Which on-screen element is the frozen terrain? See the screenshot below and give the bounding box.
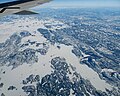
[0,8,120,96]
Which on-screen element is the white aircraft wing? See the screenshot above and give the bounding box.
[0,0,52,17]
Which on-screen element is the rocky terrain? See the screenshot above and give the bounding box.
[0,8,120,96]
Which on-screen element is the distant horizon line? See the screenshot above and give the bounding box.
[32,6,120,10]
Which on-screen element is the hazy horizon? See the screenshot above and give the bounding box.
[0,0,120,8]
[44,0,120,8]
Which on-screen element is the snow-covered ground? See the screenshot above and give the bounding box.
[0,16,113,96]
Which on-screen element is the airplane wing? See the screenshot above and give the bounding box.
[0,0,52,17]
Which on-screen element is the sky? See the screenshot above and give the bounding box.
[0,0,120,8]
[47,0,120,8]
